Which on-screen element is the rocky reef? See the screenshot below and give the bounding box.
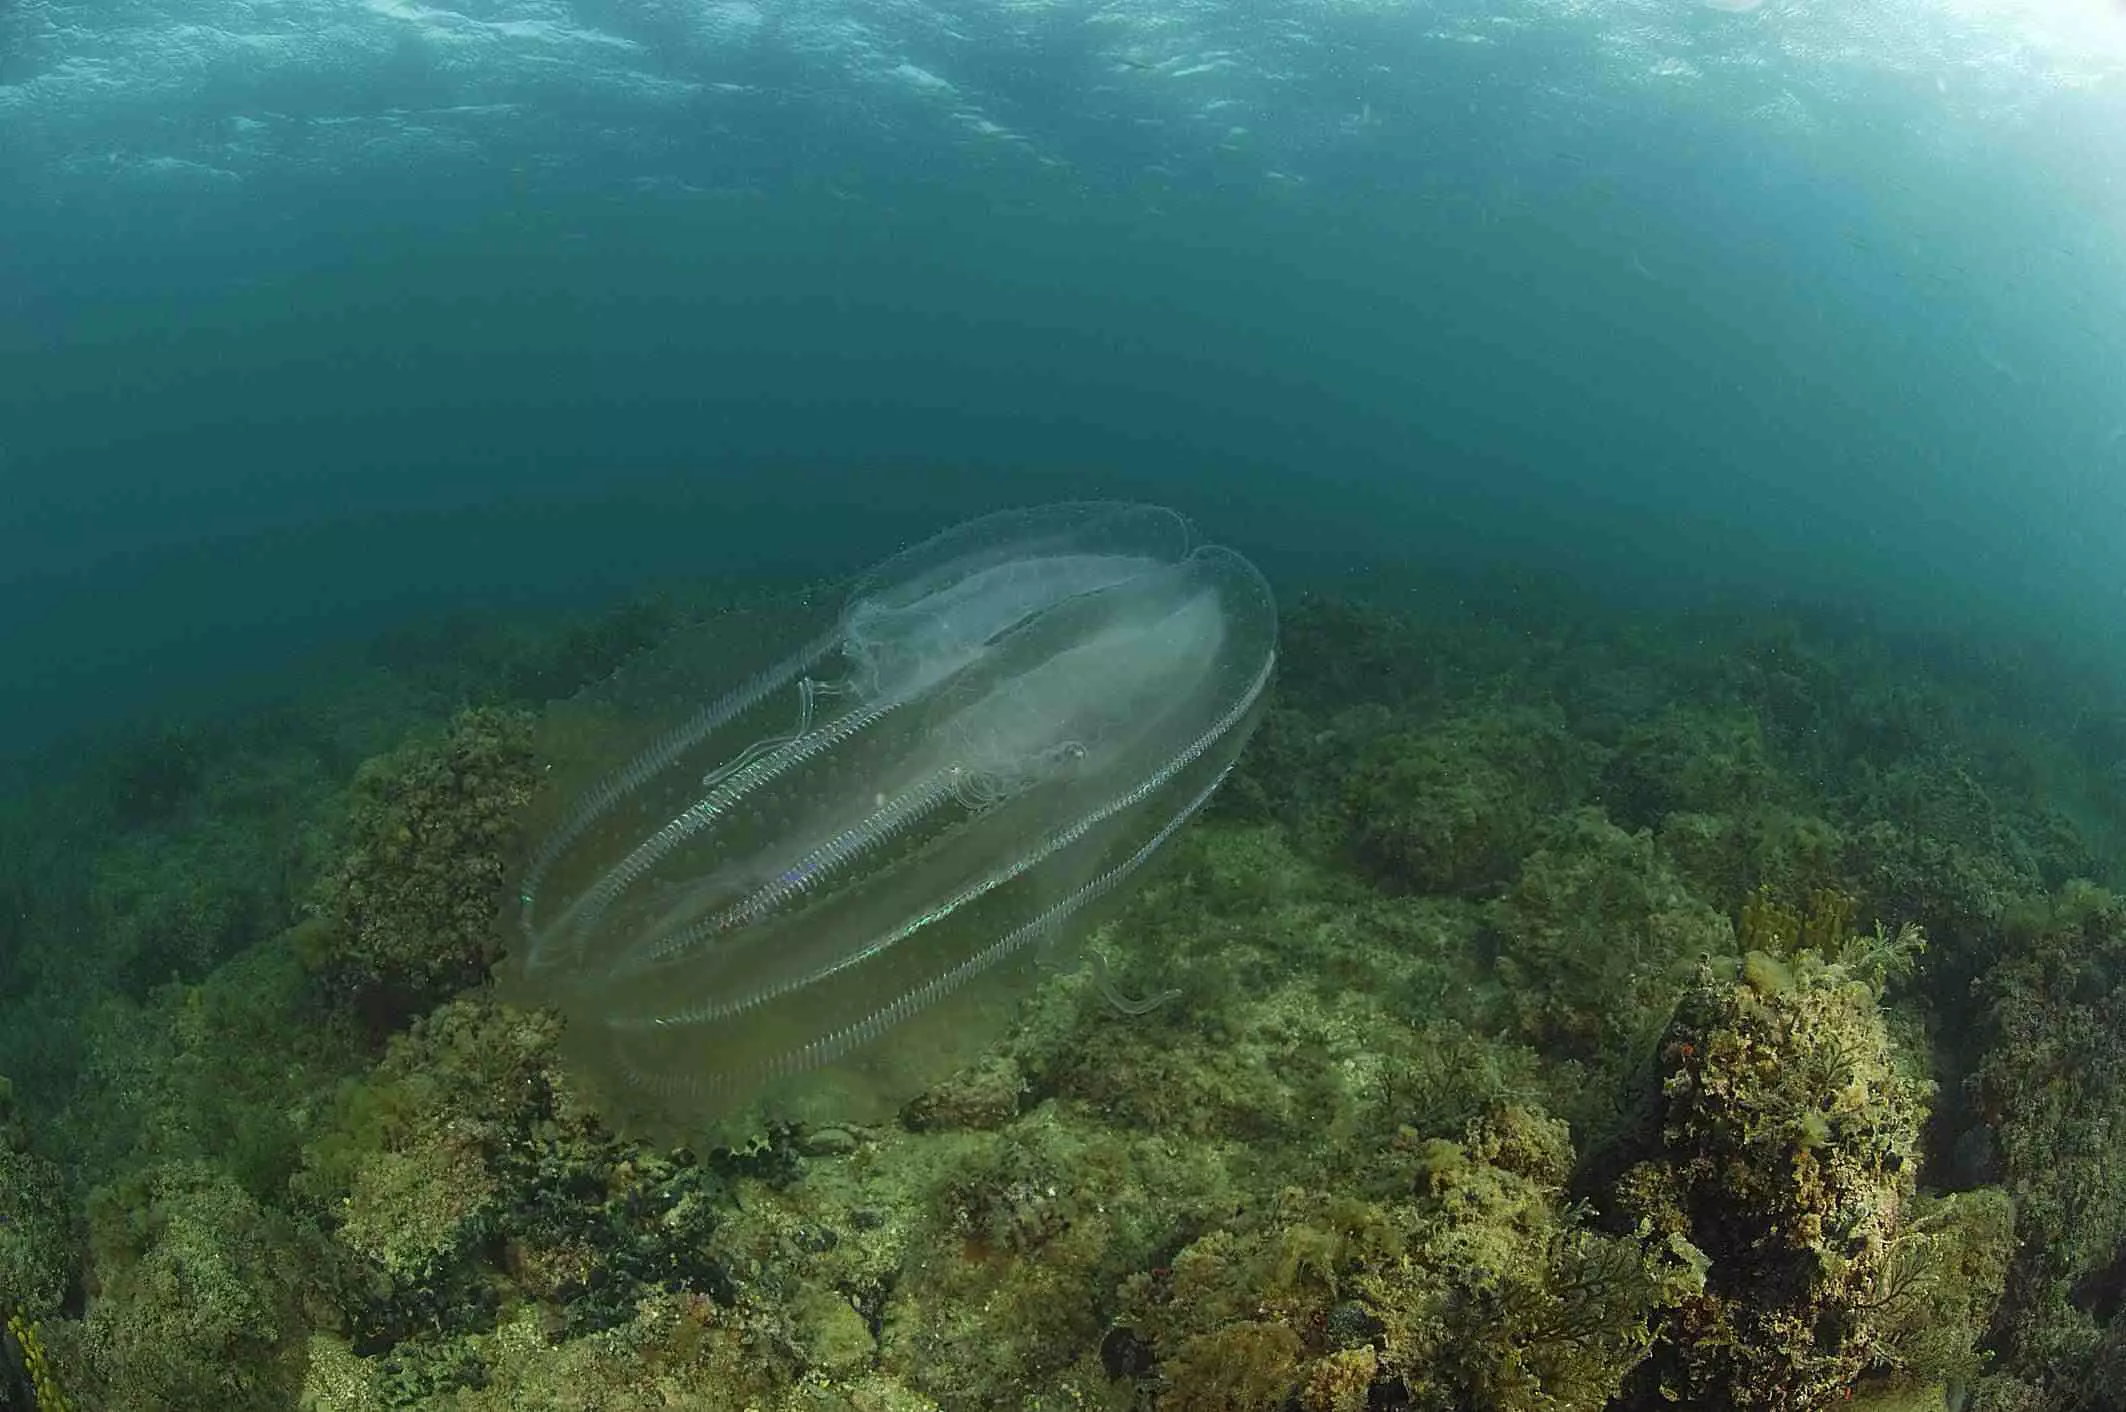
[0,581,2121,1410]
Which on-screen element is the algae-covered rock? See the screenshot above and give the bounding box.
[1864,1186,2016,1388]
[0,1098,76,1320]
[301,706,535,1028]
[796,1287,879,1375]
[879,1105,1224,1409]
[1656,807,1845,913]
[902,1053,1025,1132]
[1616,937,1954,1410]
[1598,705,1779,829]
[82,1159,306,1411]
[1119,1104,1680,1412]
[294,997,734,1362]
[1488,807,1732,1075]
[87,825,283,995]
[1966,883,2126,1401]
[1345,708,1589,896]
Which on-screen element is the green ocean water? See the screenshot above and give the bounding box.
[6,154,2124,753]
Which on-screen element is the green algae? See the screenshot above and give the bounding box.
[298,706,538,1029]
[1,583,2124,1409]
[0,1091,75,1324]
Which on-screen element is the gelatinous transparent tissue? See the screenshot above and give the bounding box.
[503,503,1278,1136]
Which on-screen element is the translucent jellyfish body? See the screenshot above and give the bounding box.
[507,503,1277,1135]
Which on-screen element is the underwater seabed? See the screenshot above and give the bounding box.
[2,546,2125,1411]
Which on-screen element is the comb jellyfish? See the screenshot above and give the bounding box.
[504,503,1277,1137]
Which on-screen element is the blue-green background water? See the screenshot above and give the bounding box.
[4,0,2125,752]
